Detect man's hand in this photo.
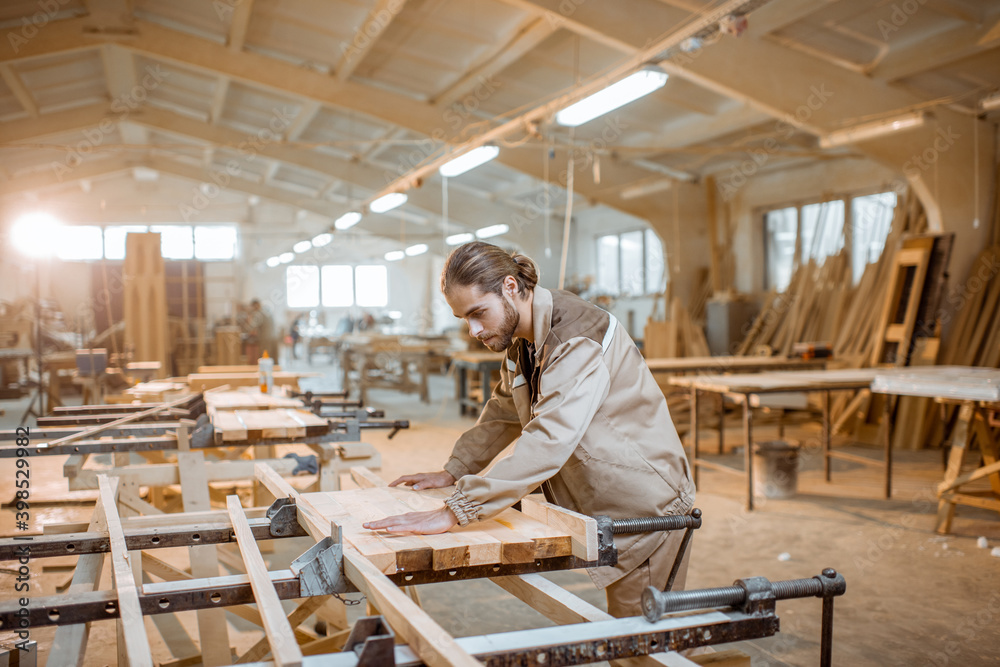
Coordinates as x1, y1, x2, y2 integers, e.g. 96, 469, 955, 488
363, 507, 458, 534
388, 471, 456, 491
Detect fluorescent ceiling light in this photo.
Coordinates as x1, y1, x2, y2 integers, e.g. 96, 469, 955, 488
385, 250, 405, 261
334, 211, 362, 230
248, 195, 261, 206
981, 92, 1000, 111
439, 145, 500, 177
293, 240, 312, 253
312, 233, 332, 247
278, 252, 295, 264
405, 243, 428, 256
820, 112, 926, 148
446, 232, 475, 245
296, 209, 308, 221
621, 178, 673, 200
476, 224, 509, 239
11, 212, 62, 257
556, 70, 668, 127
370, 193, 407, 214
266, 256, 281, 267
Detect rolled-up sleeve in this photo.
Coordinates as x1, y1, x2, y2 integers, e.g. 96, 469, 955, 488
444, 363, 522, 481
448, 338, 610, 523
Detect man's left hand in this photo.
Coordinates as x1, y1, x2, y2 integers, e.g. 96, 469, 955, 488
363, 507, 459, 534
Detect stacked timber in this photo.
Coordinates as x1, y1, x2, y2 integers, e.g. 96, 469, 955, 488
123, 233, 169, 379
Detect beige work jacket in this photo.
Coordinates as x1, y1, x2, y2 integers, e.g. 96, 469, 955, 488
444, 287, 694, 588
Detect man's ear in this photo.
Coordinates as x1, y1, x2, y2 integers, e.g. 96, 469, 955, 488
503, 275, 518, 298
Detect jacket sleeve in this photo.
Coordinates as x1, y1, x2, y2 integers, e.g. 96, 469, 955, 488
443, 361, 522, 481
445, 337, 610, 524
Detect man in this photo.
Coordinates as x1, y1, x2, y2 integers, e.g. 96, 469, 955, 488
364, 242, 694, 616
245, 298, 277, 361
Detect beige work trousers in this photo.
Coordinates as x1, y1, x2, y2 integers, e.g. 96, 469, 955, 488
605, 527, 692, 618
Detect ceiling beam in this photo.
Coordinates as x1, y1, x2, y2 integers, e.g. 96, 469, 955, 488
82, 0, 135, 34
209, 77, 230, 124
100, 44, 149, 145
335, 0, 409, 81
868, 13, 1000, 82
432, 16, 557, 107
284, 101, 321, 141
0, 63, 38, 117
0, 103, 108, 143
227, 0, 255, 52
0, 156, 134, 197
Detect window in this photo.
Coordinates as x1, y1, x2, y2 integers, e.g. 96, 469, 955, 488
194, 226, 237, 260
104, 226, 148, 260
851, 192, 896, 283
765, 208, 797, 292
150, 226, 194, 260
286, 266, 320, 308
287, 265, 390, 309
57, 226, 104, 260
321, 266, 354, 307
596, 229, 667, 297
763, 192, 895, 291
356, 265, 388, 307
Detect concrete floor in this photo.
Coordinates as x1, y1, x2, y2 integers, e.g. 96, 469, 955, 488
2, 355, 1000, 666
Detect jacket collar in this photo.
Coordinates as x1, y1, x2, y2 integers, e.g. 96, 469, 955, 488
529, 286, 552, 358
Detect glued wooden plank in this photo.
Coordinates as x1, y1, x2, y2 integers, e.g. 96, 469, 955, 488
332, 488, 436, 572
490, 508, 573, 559
350, 465, 388, 488
212, 411, 248, 441
382, 488, 503, 570
97, 475, 153, 667
294, 494, 482, 667
226, 495, 303, 667
519, 496, 598, 561
299, 492, 399, 574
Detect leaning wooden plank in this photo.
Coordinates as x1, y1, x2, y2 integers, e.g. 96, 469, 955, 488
519, 496, 598, 561
294, 494, 483, 667
491, 573, 699, 667
48, 484, 113, 665
97, 475, 153, 667
227, 495, 303, 667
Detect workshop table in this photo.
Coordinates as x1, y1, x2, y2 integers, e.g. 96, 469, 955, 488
871, 366, 1000, 533
647, 355, 827, 453
451, 350, 505, 416
669, 368, 883, 510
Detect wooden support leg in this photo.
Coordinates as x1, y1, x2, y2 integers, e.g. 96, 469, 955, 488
717, 393, 725, 455
690, 390, 699, 489
883, 395, 893, 499
49, 489, 113, 665
743, 395, 754, 512
823, 390, 832, 482
935, 403, 973, 534
177, 450, 233, 666
98, 475, 154, 667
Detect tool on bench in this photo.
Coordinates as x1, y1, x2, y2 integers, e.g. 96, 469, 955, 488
642, 568, 846, 667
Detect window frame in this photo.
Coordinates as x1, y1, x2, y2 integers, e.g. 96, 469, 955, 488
286, 264, 391, 310
594, 228, 666, 298
760, 187, 896, 291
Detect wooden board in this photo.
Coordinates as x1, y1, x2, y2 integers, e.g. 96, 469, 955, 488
188, 371, 319, 392
645, 356, 825, 374
668, 368, 881, 395
205, 389, 303, 412
298, 487, 578, 575
211, 408, 328, 442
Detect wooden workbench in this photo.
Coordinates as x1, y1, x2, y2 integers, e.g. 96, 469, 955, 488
669, 368, 884, 510
872, 366, 1000, 533
645, 355, 827, 374
451, 350, 505, 417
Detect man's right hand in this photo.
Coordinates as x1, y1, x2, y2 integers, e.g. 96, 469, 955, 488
388, 471, 456, 491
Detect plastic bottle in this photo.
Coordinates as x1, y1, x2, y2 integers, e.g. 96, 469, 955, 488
258, 350, 274, 394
